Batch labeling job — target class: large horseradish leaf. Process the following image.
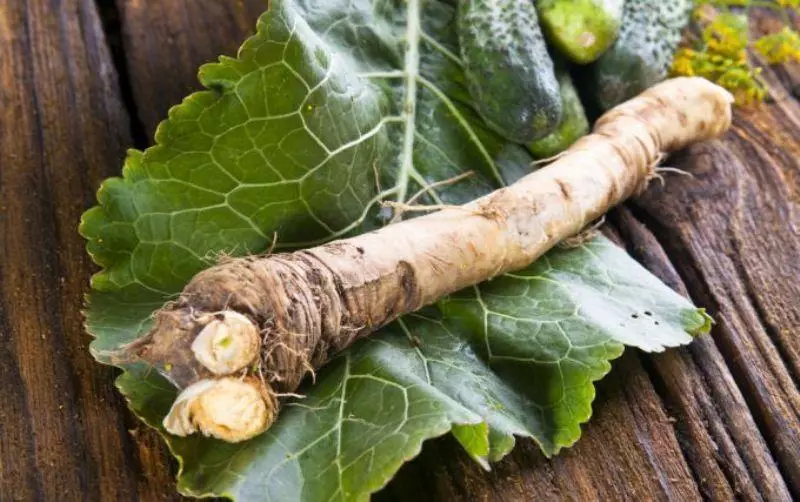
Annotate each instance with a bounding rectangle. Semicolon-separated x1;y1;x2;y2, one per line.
81;1;711;500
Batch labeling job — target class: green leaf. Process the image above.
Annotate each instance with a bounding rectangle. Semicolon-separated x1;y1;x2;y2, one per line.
81;0;711;500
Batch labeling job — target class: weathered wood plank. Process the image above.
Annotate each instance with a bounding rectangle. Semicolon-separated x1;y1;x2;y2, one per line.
616;207;791;501
0;1;155;500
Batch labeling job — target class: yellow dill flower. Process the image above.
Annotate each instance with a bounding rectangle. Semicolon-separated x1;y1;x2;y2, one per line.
754;27;800;65
743;85;767;105
775;0;800;9
671;42;766;106
676;0;797;105
671;48;697;76
703;13;748;61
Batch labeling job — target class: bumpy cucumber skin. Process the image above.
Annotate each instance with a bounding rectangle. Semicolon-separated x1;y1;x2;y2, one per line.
538;0;624;64
458;0;561;143
528;69;589;158
592;0;691;109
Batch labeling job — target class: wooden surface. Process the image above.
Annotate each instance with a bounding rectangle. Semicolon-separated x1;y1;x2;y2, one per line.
0;1;797;500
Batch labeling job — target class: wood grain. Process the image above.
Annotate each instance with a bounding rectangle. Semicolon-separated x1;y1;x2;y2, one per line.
114;0;266;138
0;1;798;500
631;105;800;495
0;0;143;499
616;207;791;501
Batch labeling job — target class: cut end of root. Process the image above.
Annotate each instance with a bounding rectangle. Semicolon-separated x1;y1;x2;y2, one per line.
163;377;274;443
191;311;261;376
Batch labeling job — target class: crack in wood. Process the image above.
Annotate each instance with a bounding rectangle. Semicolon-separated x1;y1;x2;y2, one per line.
93;0;149;149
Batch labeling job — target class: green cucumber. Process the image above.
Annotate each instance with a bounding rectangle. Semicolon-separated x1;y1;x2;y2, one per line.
528;68;590;159
458;0;561;143
592;0;691;109
537;0;624;64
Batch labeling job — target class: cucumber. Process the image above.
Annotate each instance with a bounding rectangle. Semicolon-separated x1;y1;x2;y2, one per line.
458;0;561;144
537;0;624;64
528;67;590;158
592;0;691;109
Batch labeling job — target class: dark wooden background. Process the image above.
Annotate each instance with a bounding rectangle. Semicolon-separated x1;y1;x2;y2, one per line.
0;1;798;500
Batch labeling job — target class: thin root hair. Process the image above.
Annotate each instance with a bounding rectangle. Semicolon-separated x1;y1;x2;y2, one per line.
558;215;607;249
530;149;569;167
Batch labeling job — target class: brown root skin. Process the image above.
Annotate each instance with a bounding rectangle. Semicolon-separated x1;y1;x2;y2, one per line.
127;77;734;443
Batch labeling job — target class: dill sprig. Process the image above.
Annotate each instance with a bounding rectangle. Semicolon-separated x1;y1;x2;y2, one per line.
671;0;800;105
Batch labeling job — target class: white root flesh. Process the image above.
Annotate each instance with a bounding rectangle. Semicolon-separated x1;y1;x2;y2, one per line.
191;311;261;375
163;377;272;442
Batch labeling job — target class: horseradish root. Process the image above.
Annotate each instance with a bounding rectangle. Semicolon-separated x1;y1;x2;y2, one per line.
127;77;733;443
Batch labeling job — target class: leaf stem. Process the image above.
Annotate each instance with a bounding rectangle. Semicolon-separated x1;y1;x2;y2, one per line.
420;31;463;67
397;0;422;204
358;70;406;79
416;76;504;187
